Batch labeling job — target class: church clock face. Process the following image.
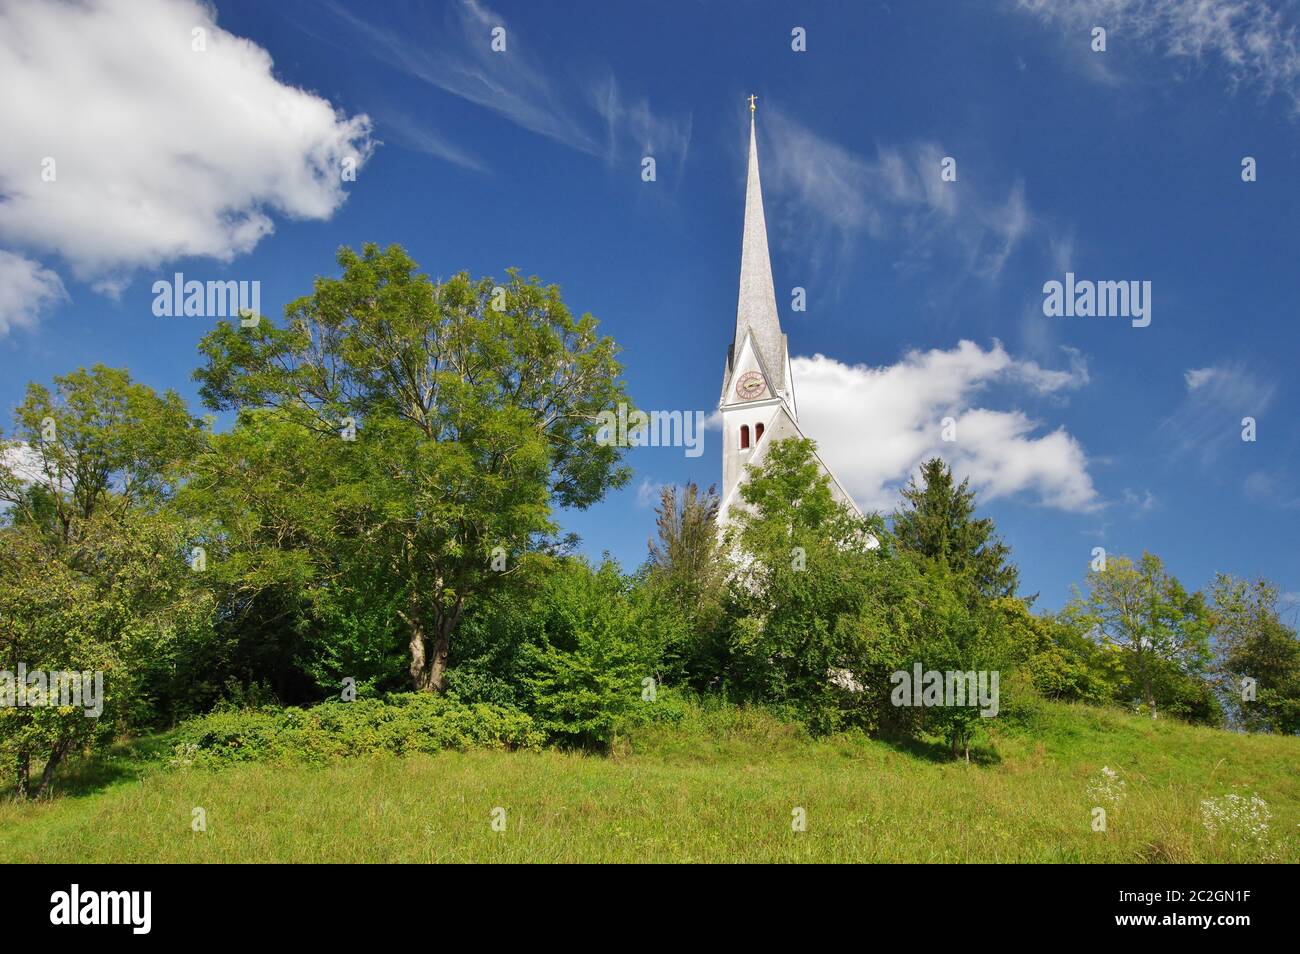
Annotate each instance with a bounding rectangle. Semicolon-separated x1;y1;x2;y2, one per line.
735;371;766;401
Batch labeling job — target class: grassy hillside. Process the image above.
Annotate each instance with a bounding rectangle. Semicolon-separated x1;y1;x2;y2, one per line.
2;699;1295;863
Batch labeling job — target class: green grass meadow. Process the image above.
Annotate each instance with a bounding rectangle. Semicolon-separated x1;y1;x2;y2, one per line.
2;700;1295;863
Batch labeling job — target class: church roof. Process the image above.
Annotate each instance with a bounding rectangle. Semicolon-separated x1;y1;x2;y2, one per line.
717;402;864;522
733;110;785;384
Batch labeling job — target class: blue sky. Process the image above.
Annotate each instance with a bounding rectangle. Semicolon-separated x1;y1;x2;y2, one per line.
1;0;1297;609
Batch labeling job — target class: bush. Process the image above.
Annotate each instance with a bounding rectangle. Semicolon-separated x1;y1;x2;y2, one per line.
614;684;691;733
517;558;660;748
167;694;543;767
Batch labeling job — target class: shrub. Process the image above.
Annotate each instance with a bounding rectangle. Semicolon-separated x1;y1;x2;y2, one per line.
167;694;543;767
517;559;659;748
614;684;690;733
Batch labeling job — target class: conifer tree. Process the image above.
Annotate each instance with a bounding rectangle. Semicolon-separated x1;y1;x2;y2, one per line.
891;458;1019;600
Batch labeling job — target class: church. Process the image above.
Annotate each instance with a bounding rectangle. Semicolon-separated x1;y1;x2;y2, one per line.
717;99;861;526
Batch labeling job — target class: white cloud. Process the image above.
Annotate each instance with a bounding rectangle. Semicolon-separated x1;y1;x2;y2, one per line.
1012;0;1300;113
1244;470;1300;509
0;441;70;508
792;341;1100;512
1122;487;1159;513
761;109;1033;279
0;251;66;335
1165;361;1276;460
1;442;44;484
1010;346;1091;394
320;0;689;171
0;0;373;296
636;478;665;508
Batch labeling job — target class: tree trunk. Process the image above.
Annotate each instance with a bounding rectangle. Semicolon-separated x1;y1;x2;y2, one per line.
425;622;452;693
408;611;429;690
16;751;30;799
33;739;69;800
408;602;459;693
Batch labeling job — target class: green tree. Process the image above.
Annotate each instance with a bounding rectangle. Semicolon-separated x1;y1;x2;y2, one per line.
193;244;632;692
648;482;724;607
720;437;894;730
1210;574;1300;734
1063;553;1216;722
172;410;404;707
1004;600;1122;705
0;365;202;541
729;438;866;553
0;514;208;797
0;367;210;796
900;570;1015;761
891;458;1019;600
645;482;725;684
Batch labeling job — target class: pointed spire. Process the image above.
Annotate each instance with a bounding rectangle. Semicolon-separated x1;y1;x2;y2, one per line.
734;102;785;382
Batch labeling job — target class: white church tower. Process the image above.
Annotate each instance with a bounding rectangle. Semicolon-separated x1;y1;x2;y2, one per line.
717;97;861;526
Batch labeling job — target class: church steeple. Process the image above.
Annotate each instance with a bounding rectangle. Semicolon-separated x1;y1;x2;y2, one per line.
716;97;860;527
732;101;787;390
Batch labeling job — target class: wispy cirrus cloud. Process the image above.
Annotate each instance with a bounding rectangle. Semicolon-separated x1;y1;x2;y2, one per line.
1162;361;1277;462
635;477;666;508
376;110;490;174
320;0;691;173
1244;469;1300;509
1011;0;1300;113
760;108;1032;281
591;73;693;171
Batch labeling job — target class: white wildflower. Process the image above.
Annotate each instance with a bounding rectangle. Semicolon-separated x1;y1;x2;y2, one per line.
1200;790;1277;861
169;741;199;768
1087;765;1126;807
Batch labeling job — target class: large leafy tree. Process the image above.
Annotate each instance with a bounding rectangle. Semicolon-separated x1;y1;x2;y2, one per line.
891;457;1019;600
0;365;201;541
173;410;402;706
1063;553;1216;722
0;512;206;797
728;437;869;554
0;367;209;796
193;243;632;692
1210;574;1300;734
899;566;1016;761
